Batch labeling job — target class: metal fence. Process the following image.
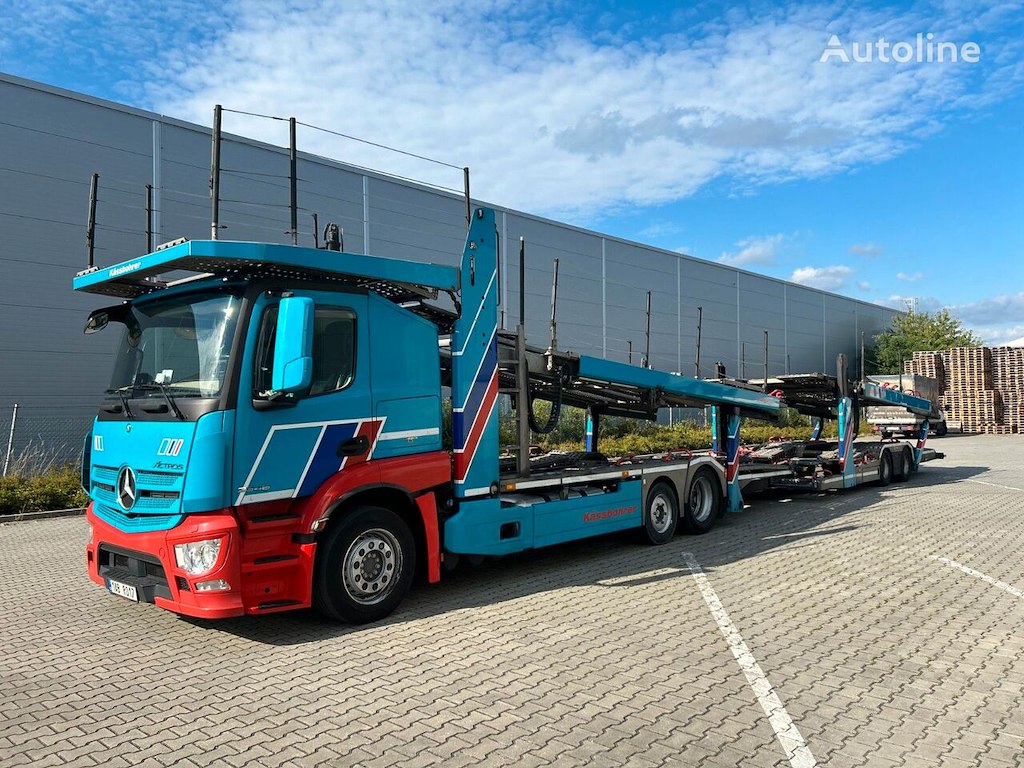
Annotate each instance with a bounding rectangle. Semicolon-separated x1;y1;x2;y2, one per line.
1;404;94;477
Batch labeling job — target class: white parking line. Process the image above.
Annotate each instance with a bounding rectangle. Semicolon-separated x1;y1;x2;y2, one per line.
963;479;1024;492
931;555;1024;600
683;553;817;768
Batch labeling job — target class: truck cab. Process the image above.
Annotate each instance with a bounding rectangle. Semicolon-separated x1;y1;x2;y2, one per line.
79;239;460;623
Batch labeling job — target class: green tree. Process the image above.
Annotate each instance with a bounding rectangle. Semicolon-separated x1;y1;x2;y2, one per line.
869;309;982;374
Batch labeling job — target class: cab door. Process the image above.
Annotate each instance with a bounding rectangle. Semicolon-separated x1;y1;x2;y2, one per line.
232;289;375;507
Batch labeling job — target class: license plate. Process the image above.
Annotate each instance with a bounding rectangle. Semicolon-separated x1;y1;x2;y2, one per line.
108;579;139;602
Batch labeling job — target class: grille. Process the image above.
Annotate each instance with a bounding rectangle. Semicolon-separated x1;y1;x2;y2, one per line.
94;503;184;533
137;470;182;487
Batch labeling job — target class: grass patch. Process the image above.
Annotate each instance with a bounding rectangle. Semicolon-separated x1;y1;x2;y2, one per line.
0;443;88;516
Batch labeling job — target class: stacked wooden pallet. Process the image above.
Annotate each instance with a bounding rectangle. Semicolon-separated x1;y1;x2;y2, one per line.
906;347;1022;433
991;347;1024;433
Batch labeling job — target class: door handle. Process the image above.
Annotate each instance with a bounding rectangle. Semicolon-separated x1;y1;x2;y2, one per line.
337;436;369;457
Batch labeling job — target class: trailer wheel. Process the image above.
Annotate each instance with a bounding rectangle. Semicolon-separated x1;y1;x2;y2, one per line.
681;467;721;535
313;505;415;624
643;481;678;544
894;447;912;482
935;421;947;437
876;451;893;487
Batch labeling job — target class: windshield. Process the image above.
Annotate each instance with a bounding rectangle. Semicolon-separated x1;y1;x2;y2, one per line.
107;291;241;398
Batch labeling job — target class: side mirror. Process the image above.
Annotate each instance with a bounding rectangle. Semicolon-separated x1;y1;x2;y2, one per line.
272;297;314;393
84;310;109;334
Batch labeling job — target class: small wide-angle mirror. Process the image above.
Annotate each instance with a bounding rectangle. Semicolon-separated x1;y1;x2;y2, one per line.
84;310;108;334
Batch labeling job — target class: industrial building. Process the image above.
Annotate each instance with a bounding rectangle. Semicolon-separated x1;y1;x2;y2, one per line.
0;73;896;466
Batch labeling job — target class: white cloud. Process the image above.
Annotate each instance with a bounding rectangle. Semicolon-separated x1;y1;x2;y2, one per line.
857;281;871;291
718;234;786;266
105;1;1024;217
849;242;882;257
3;2;1021;219
950;292;1024;325
791;265;854;290
897;271;924;282
637;222;684;240
971;324;1024;346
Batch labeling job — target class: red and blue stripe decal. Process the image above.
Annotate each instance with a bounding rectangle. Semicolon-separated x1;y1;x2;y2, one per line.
296;418;383;497
453;333;498;485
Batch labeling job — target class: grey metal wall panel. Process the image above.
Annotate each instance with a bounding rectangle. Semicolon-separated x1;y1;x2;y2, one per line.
738;275;786;379
367;178;467;263
0;74;900;452
501;214;605;355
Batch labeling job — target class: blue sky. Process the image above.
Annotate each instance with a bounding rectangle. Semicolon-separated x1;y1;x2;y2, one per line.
2;0;1023;342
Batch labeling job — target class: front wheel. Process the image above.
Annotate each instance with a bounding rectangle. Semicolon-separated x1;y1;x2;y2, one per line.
682;467;722;534
643;481;678;544
314;506;416;624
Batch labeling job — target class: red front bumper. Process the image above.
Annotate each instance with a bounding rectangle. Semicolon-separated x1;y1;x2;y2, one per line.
86;504;245;619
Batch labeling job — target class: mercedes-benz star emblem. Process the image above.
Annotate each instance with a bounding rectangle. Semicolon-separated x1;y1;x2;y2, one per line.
117;466;137;511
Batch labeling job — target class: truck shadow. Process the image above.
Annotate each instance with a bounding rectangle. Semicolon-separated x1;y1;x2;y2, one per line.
190;463;989;645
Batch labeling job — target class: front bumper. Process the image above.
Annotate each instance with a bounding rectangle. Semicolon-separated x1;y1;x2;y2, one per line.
86;503;245;619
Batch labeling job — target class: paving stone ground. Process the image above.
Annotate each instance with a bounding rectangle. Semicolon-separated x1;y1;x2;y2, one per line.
1;434;1022;767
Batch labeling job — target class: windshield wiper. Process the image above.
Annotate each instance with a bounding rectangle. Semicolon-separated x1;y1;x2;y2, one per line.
105;386;135;419
136;383;186;421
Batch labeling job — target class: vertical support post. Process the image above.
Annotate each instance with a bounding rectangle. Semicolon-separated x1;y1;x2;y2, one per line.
497;227;504;329
837;396;857;488
741;342;746;379
724;407;744;513
763;330;769;391
694;306;703;378
86;173;98;268
312;213;320;248
516;236;529;477
628;341;633;365
289;117;298;246
709;405;720;453
451;208;500;497
210;104;222;240
2;404;17;477
643;291;651;369
145;184;153;252
518;237;525;326
913;418;930;469
463;167;471;227
515;326;530;477
546;258;559;366
810;417;823;440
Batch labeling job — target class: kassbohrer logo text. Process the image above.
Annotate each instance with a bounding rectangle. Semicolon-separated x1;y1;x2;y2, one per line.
583;505;637;522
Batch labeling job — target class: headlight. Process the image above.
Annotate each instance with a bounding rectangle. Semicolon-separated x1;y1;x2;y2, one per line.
173;538;224;575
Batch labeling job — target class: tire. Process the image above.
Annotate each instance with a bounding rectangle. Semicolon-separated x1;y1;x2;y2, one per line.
893;447;911;482
681;467;722;535
643;481;678;544
935;421;947;437
876;451;893;487
313;505;416;624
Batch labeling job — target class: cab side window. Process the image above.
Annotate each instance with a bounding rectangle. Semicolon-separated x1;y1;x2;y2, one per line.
253;304;356;399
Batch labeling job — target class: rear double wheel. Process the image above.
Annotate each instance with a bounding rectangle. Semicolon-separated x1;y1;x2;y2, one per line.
893;447;913;482
682;467;722;534
876;451;893;487
314;505;415;624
